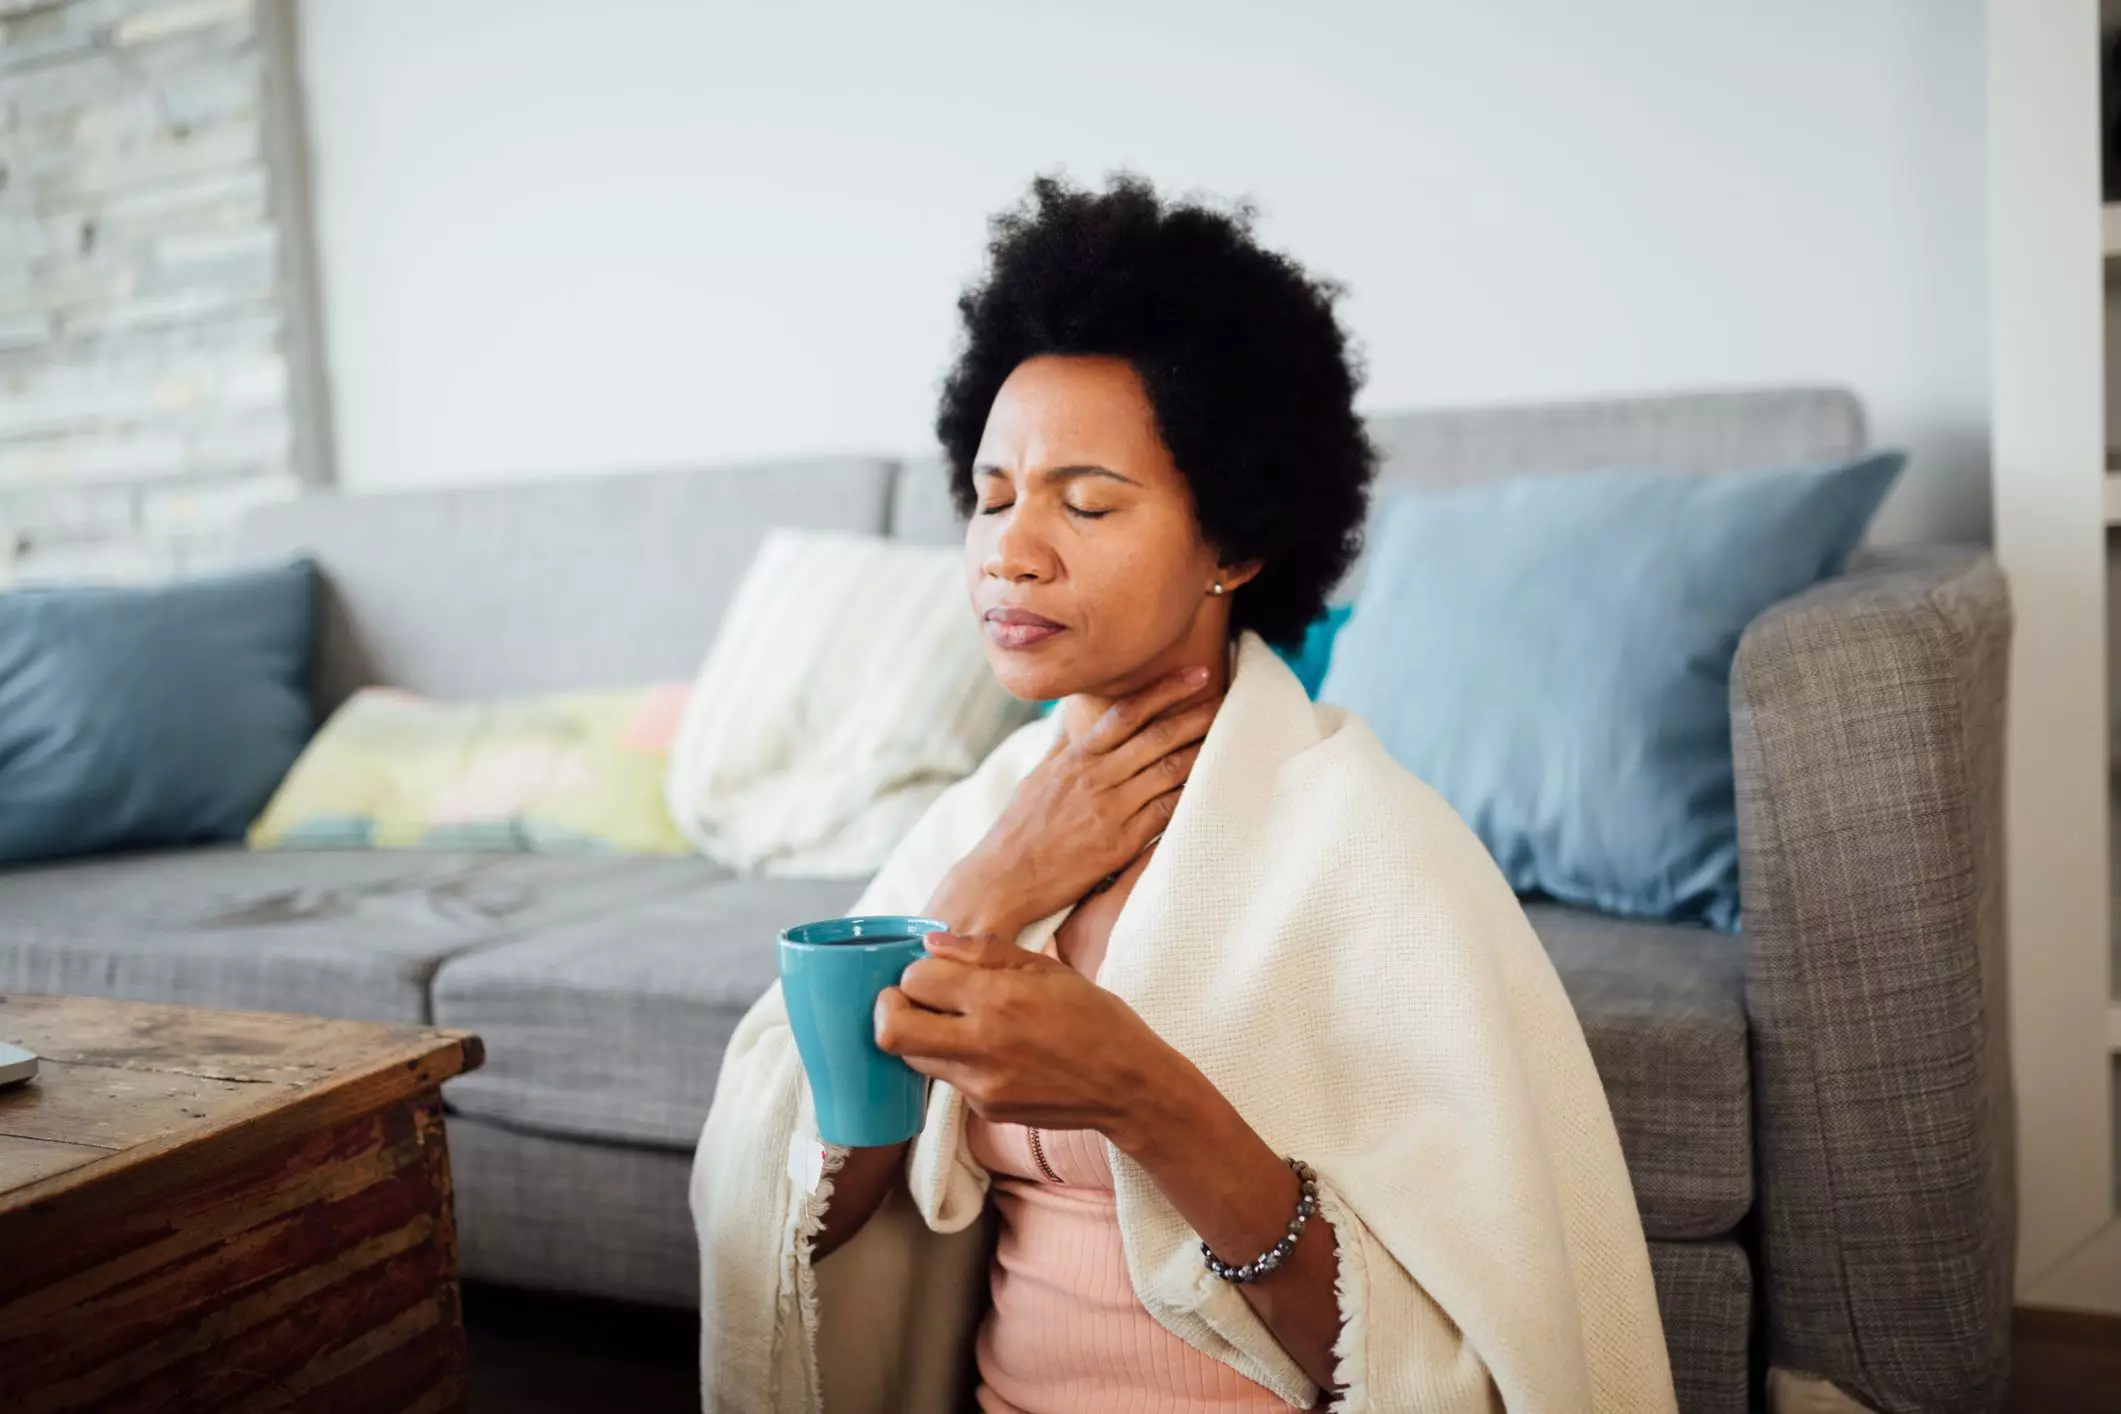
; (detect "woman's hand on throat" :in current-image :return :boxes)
[924,663,1223,940]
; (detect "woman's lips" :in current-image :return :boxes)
[984,609,1066,650]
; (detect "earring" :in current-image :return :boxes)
[1210,582,1225,596]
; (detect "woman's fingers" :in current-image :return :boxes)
[1102,699,1217,786]
[897,956,982,1013]
[922,929,1036,970]
[1108,741,1199,821]
[873,985,974,1059]
[901,1054,984,1093]
[1123,787,1183,851]
[1079,665,1212,755]
[899,1054,1014,1111]
[877,995,1015,1107]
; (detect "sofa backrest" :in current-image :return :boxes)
[888,453,960,548]
[1364,386,1865,490]
[241,388,1866,711]
[887,386,1868,593]
[1348,386,1867,591]
[238,456,895,712]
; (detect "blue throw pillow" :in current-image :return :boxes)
[1032,604,1354,716]
[1319,453,1903,930]
[0,560,317,864]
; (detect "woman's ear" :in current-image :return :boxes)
[1218,558,1266,592]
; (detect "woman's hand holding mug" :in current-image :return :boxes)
[874,930,1184,1147]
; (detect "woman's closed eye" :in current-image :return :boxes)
[977,500,1114,519]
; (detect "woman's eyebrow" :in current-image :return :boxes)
[971,462,1140,488]
[1047,464,1140,487]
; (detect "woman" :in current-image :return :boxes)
[693,173,1675,1414]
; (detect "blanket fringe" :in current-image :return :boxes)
[1317,1182,1371,1412]
[784,1141,848,1413]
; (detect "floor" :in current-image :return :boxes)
[2008,1308,2121,1414]
[462,1282,2121,1414]
[463,1282,697,1414]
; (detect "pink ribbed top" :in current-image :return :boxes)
[966,1112,1287,1414]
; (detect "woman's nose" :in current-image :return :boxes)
[983,506,1058,583]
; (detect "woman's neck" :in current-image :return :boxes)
[1057,630,1236,747]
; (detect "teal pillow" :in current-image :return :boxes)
[0,561,317,864]
[1032,604,1353,716]
[1319,453,1902,929]
[1279,603,1353,697]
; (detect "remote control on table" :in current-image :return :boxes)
[0,1039,38,1088]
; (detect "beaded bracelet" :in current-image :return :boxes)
[1201,1157,1319,1283]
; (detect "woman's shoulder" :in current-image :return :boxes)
[1302,701,1456,819]
[1294,700,1520,912]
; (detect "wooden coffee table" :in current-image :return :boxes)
[0,993,484,1413]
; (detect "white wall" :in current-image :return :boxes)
[296,0,1989,543]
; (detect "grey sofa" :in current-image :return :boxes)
[0,388,2012,1414]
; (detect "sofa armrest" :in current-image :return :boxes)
[1731,546,2013,1413]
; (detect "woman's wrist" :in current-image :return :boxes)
[1101,1033,1237,1166]
[1103,1039,1312,1271]
[925,854,1033,941]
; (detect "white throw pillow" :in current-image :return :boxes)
[664,528,1035,877]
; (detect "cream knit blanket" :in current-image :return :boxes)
[690,629,1677,1413]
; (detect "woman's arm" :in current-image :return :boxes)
[878,931,1345,1401]
[1110,1040,1344,1399]
[811,1140,909,1262]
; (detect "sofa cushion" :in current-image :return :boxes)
[0,561,316,865]
[663,529,1036,876]
[1323,455,1902,930]
[0,847,722,1023]
[436,878,1747,1240]
[248,684,694,854]
[1529,904,1751,1239]
[1648,1239,1752,1414]
[448,1112,700,1309]
[432,874,865,1147]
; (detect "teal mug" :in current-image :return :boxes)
[779,915,948,1148]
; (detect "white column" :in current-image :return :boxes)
[1986,0,2121,1310]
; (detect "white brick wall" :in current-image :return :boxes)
[0,0,317,586]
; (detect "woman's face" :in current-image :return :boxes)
[965,354,1257,703]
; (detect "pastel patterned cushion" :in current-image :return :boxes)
[248,685,692,854]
